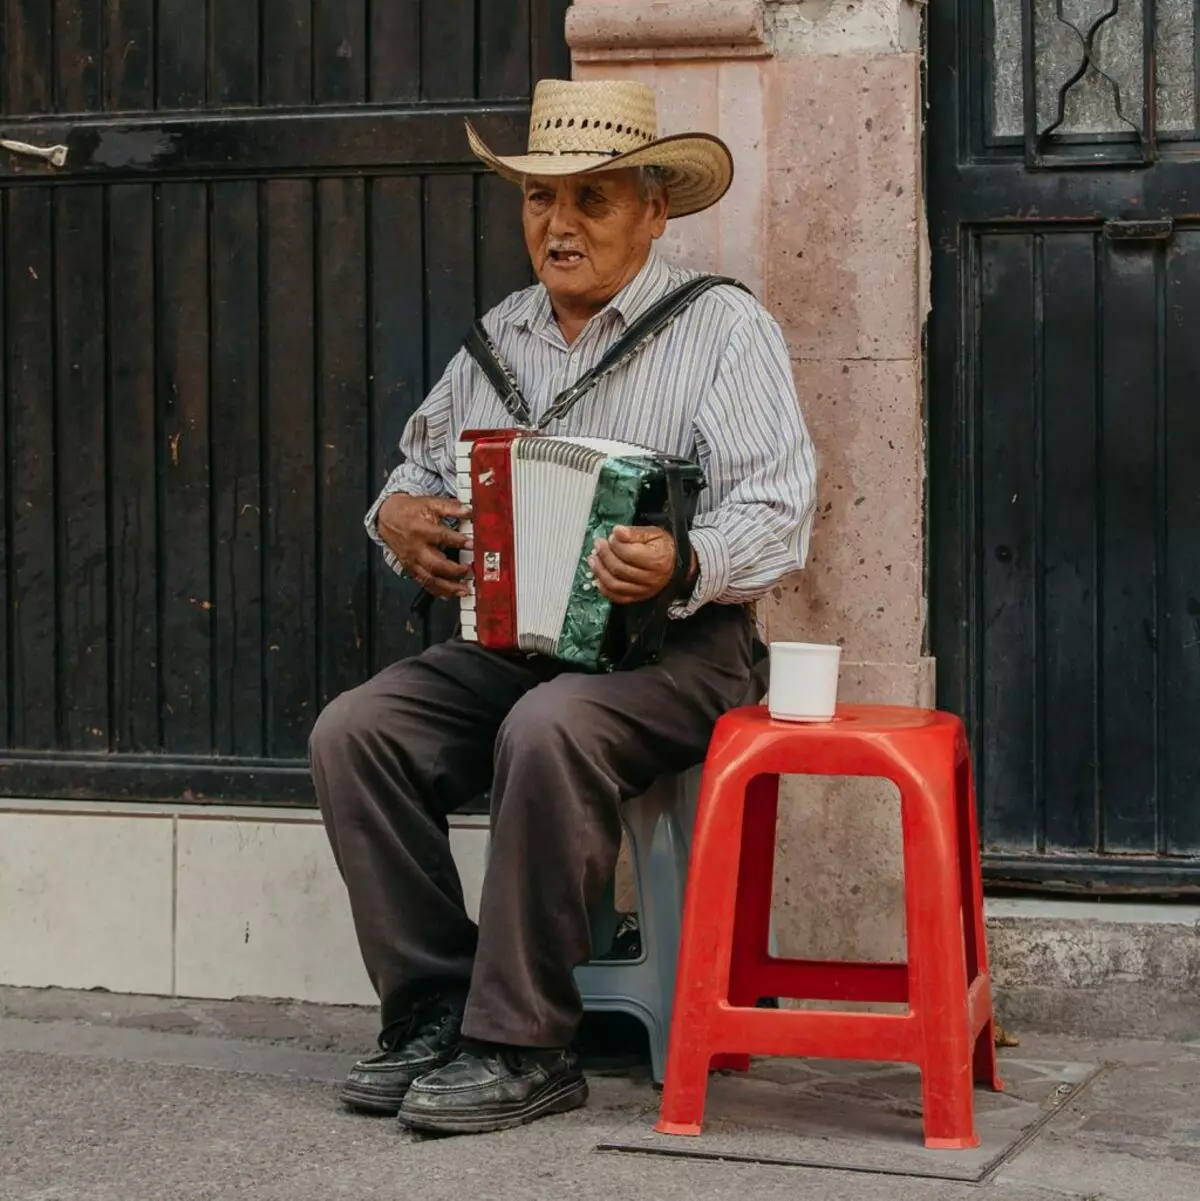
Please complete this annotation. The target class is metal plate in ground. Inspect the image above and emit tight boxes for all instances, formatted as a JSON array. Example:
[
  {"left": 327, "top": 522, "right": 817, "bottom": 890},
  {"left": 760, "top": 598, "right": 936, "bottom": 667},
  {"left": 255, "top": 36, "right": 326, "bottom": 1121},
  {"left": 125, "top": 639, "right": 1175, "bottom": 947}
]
[{"left": 598, "top": 1057, "right": 1102, "bottom": 1182}]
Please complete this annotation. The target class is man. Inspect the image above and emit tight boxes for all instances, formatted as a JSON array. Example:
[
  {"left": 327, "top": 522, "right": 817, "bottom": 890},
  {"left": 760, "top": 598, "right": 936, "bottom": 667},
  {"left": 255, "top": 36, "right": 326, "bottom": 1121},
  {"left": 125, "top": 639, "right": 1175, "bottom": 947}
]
[{"left": 310, "top": 78, "right": 817, "bottom": 1136}]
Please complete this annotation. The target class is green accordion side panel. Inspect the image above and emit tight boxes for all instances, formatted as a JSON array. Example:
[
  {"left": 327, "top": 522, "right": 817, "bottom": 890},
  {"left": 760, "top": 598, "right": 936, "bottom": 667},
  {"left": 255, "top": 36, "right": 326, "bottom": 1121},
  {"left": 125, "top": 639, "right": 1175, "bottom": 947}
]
[{"left": 555, "top": 458, "right": 650, "bottom": 669}]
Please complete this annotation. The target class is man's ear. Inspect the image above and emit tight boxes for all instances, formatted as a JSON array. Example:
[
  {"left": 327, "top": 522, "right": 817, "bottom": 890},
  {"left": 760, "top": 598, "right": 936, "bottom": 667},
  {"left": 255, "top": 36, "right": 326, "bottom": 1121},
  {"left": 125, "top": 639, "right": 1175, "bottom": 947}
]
[{"left": 649, "top": 191, "right": 669, "bottom": 239}]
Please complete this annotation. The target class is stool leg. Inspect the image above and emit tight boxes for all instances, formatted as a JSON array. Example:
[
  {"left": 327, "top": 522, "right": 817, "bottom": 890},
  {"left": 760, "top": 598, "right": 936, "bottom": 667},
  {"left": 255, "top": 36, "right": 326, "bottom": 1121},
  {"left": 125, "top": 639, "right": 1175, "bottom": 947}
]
[
  {"left": 900, "top": 766, "right": 979, "bottom": 1151},
  {"left": 656, "top": 766, "right": 750, "bottom": 1136},
  {"left": 714, "top": 773, "right": 781, "bottom": 1073},
  {"left": 958, "top": 750, "right": 1003, "bottom": 1093}
]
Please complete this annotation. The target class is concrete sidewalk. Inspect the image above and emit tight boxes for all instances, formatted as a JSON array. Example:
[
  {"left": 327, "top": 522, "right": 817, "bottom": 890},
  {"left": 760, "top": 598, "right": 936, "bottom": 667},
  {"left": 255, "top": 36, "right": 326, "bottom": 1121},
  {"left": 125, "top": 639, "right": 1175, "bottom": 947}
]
[{"left": 1, "top": 987, "right": 1198, "bottom": 1201}]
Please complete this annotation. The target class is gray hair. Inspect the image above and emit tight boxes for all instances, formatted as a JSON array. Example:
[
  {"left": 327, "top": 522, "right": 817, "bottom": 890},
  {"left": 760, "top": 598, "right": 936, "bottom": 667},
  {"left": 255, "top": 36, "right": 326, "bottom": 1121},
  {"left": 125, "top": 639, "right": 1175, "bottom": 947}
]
[
  {"left": 520, "top": 165, "right": 670, "bottom": 205},
  {"left": 634, "top": 165, "right": 670, "bottom": 203}
]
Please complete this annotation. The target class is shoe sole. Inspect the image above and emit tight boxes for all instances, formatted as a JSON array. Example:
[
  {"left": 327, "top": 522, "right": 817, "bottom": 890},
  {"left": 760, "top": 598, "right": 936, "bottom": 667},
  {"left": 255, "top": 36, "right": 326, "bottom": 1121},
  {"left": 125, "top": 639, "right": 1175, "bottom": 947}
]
[
  {"left": 340, "top": 1082, "right": 407, "bottom": 1116},
  {"left": 398, "top": 1073, "right": 589, "bottom": 1136}
]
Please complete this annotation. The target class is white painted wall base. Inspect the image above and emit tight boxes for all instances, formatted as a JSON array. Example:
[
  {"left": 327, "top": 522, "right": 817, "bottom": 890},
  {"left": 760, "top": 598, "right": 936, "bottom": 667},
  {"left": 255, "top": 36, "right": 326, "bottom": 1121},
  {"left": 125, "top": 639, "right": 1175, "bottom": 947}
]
[
  {"left": 5, "top": 800, "right": 1200, "bottom": 1045},
  {"left": 0, "top": 801, "right": 489, "bottom": 1008}
]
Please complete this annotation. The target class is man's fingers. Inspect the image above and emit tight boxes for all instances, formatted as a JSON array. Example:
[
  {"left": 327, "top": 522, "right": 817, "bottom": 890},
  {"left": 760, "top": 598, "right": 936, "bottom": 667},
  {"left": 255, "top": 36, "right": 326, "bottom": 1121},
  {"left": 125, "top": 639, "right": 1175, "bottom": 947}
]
[
  {"left": 591, "top": 538, "right": 658, "bottom": 584},
  {"left": 606, "top": 527, "right": 674, "bottom": 570},
  {"left": 591, "top": 557, "right": 655, "bottom": 604},
  {"left": 410, "top": 549, "right": 471, "bottom": 597},
  {"left": 413, "top": 572, "right": 464, "bottom": 600},
  {"left": 419, "top": 549, "right": 471, "bottom": 581},
  {"left": 424, "top": 498, "right": 472, "bottom": 521},
  {"left": 432, "top": 524, "right": 473, "bottom": 551}
]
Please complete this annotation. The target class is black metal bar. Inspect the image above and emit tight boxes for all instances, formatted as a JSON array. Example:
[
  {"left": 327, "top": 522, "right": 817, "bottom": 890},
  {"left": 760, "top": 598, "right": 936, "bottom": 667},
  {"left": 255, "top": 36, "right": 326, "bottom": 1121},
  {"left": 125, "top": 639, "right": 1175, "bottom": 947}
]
[
  {"left": 1021, "top": 0, "right": 1038, "bottom": 166},
  {"left": 1143, "top": 0, "right": 1158, "bottom": 147},
  {"left": 0, "top": 750, "right": 490, "bottom": 812},
  {"left": 1023, "top": 0, "right": 1158, "bottom": 168},
  {"left": 1104, "top": 217, "right": 1175, "bottom": 240},
  {"left": 985, "top": 852, "right": 1200, "bottom": 894},
  {"left": 1032, "top": 233, "right": 1046, "bottom": 853},
  {"left": 1153, "top": 238, "right": 1168, "bottom": 854},
  {"left": 0, "top": 104, "right": 530, "bottom": 182},
  {"left": 930, "top": 159, "right": 1200, "bottom": 223}
]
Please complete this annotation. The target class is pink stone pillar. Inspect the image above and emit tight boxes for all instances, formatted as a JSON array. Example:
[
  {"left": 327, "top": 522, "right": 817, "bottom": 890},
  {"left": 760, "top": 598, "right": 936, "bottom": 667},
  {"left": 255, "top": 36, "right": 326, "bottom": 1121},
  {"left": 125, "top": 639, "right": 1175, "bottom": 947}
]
[{"left": 566, "top": 0, "right": 928, "bottom": 963}]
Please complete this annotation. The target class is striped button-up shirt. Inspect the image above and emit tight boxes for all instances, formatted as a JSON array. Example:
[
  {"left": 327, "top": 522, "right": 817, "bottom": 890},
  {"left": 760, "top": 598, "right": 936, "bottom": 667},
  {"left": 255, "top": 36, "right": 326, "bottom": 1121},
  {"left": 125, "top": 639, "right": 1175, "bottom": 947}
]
[{"left": 367, "top": 250, "right": 818, "bottom": 616}]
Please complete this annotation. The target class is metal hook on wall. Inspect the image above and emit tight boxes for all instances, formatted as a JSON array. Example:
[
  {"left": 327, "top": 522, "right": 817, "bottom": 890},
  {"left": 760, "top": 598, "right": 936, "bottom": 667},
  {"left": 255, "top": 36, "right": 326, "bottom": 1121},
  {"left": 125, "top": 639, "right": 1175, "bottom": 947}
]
[{"left": 0, "top": 138, "right": 69, "bottom": 168}]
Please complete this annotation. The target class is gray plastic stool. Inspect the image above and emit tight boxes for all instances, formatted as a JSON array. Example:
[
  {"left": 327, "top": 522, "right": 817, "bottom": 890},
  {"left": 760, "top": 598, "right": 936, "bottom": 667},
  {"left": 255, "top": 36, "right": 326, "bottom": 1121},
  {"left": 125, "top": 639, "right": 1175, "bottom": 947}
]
[{"left": 575, "top": 766, "right": 702, "bottom": 1083}]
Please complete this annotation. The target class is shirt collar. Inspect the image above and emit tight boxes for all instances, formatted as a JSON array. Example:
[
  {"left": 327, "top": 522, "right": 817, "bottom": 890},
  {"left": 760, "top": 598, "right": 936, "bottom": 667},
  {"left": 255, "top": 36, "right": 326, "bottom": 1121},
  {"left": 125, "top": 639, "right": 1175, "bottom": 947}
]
[{"left": 510, "top": 250, "right": 673, "bottom": 337}]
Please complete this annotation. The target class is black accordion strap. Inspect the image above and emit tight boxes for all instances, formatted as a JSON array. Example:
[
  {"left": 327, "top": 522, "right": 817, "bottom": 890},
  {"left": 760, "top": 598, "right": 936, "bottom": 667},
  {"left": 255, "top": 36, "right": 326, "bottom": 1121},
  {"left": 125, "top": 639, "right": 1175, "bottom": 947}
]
[
  {"left": 462, "top": 273, "right": 751, "bottom": 429},
  {"left": 612, "top": 460, "right": 695, "bottom": 671},
  {"left": 463, "top": 322, "right": 534, "bottom": 427}
]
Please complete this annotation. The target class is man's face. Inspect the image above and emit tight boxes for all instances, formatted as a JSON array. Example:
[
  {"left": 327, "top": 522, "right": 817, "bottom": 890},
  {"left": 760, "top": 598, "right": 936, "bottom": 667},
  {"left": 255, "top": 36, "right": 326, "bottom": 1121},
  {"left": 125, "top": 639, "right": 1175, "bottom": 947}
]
[{"left": 522, "top": 171, "right": 668, "bottom": 315}]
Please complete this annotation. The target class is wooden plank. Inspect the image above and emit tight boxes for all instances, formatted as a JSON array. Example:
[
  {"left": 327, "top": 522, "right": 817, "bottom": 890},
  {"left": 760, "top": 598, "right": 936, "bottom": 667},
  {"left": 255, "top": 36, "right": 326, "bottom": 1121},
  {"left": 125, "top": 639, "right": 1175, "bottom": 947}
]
[
  {"left": 210, "top": 180, "right": 264, "bottom": 757},
  {"left": 0, "top": 194, "right": 6, "bottom": 739},
  {"left": 479, "top": 0, "right": 529, "bottom": 100},
  {"left": 422, "top": 0, "right": 475, "bottom": 102},
  {"left": 976, "top": 232, "right": 1037, "bottom": 852},
  {"left": 369, "top": 0, "right": 419, "bottom": 103},
  {"left": 1039, "top": 232, "right": 1099, "bottom": 853},
  {"left": 209, "top": 0, "right": 259, "bottom": 107},
  {"left": 476, "top": 171, "right": 530, "bottom": 313},
  {"left": 156, "top": 0, "right": 206, "bottom": 108},
  {"left": 424, "top": 174, "right": 476, "bottom": 385},
  {"left": 531, "top": 0, "right": 572, "bottom": 81},
  {"left": 0, "top": 753, "right": 314, "bottom": 805},
  {"left": 261, "top": 178, "right": 317, "bottom": 757},
  {"left": 53, "top": 0, "right": 104, "bottom": 112},
  {"left": 157, "top": 182, "right": 213, "bottom": 753},
  {"left": 107, "top": 184, "right": 160, "bottom": 752},
  {"left": 316, "top": 177, "right": 370, "bottom": 702},
  {"left": 1162, "top": 230, "right": 1200, "bottom": 853},
  {"left": 24, "top": 107, "right": 529, "bottom": 180},
  {"left": 422, "top": 173, "right": 475, "bottom": 648},
  {"left": 5, "top": 0, "right": 52, "bottom": 115},
  {"left": 0, "top": 195, "right": 7, "bottom": 745},
  {"left": 368, "top": 176, "right": 427, "bottom": 671},
  {"left": 104, "top": 0, "right": 155, "bottom": 111},
  {"left": 314, "top": 0, "right": 366, "bottom": 105},
  {"left": 260, "top": 0, "right": 312, "bottom": 106},
  {"left": 1097, "top": 239, "right": 1159, "bottom": 853},
  {"left": 5, "top": 188, "right": 57, "bottom": 749},
  {"left": 53, "top": 186, "right": 109, "bottom": 751}
]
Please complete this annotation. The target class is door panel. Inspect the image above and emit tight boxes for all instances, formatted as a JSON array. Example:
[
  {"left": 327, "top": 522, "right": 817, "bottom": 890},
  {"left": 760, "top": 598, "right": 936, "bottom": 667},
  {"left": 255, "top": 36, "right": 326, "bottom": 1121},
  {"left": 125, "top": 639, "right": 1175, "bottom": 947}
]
[
  {"left": 930, "top": 0, "right": 1200, "bottom": 889},
  {"left": 0, "top": 0, "right": 569, "bottom": 802}
]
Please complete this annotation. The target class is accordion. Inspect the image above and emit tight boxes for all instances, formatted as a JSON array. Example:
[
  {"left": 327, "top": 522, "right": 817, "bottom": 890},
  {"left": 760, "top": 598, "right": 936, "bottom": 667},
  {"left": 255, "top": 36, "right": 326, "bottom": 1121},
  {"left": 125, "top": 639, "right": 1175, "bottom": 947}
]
[{"left": 456, "top": 429, "right": 704, "bottom": 670}]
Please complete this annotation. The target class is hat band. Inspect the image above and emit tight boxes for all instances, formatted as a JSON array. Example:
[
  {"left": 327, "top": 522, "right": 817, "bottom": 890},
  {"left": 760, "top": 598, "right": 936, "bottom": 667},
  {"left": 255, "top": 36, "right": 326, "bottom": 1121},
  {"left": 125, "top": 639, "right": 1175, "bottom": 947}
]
[{"left": 524, "top": 147, "right": 625, "bottom": 159}]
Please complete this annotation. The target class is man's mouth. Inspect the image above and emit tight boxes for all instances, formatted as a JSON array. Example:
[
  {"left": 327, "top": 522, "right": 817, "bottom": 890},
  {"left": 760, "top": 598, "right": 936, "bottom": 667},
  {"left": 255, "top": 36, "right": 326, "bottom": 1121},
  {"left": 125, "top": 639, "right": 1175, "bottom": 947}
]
[{"left": 548, "top": 248, "right": 585, "bottom": 265}]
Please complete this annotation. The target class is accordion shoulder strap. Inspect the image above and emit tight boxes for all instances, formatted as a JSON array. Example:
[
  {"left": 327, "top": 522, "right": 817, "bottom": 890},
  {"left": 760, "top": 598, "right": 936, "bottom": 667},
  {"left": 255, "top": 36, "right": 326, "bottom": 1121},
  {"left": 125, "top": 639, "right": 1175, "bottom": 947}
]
[
  {"left": 463, "top": 273, "right": 751, "bottom": 429},
  {"left": 463, "top": 322, "right": 535, "bottom": 426}
]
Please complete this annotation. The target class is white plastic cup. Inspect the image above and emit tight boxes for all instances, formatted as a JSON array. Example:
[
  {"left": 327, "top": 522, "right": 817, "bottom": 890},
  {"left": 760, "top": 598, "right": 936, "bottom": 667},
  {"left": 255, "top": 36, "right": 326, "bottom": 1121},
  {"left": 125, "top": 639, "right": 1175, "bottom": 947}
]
[{"left": 767, "top": 641, "right": 842, "bottom": 723}]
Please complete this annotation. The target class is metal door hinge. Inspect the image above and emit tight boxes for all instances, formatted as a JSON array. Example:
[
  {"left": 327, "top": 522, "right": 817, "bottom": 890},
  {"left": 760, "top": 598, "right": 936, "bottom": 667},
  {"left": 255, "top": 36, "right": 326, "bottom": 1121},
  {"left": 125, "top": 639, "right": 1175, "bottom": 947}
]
[
  {"left": 0, "top": 138, "right": 69, "bottom": 168},
  {"left": 1104, "top": 217, "right": 1173, "bottom": 242}
]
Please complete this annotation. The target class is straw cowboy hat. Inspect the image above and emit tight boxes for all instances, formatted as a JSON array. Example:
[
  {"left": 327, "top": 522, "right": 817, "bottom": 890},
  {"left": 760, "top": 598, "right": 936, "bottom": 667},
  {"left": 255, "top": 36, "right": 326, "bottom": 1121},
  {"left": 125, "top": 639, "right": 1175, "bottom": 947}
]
[{"left": 465, "top": 79, "right": 734, "bottom": 219}]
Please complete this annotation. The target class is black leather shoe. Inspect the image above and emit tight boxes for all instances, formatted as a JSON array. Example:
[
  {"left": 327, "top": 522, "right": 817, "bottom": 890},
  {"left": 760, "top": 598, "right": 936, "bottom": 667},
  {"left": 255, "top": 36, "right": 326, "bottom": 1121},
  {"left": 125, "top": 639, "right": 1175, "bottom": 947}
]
[
  {"left": 397, "top": 1042, "right": 588, "bottom": 1134},
  {"left": 340, "top": 993, "right": 466, "bottom": 1115}
]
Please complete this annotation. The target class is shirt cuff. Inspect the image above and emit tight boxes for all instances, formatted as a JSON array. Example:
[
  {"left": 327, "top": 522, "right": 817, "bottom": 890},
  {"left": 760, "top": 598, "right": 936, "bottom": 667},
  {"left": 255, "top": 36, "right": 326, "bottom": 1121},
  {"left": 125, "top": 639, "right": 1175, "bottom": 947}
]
[{"left": 669, "top": 525, "right": 730, "bottom": 619}]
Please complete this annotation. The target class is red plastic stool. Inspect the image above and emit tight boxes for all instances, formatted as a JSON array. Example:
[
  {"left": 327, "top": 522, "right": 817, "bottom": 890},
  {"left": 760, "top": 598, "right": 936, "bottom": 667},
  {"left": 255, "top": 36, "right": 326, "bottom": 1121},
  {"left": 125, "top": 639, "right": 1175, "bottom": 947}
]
[{"left": 655, "top": 704, "right": 1003, "bottom": 1150}]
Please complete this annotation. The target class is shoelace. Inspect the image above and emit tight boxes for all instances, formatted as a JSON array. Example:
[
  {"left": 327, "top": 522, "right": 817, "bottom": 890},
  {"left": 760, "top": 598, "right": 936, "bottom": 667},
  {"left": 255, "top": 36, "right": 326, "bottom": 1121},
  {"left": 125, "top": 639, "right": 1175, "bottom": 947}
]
[{"left": 376, "top": 1004, "right": 458, "bottom": 1055}]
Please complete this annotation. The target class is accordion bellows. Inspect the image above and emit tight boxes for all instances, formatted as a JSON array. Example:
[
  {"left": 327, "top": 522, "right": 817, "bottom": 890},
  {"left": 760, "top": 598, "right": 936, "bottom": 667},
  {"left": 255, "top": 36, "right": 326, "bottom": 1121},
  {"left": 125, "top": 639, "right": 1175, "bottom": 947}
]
[{"left": 457, "top": 429, "right": 703, "bottom": 670}]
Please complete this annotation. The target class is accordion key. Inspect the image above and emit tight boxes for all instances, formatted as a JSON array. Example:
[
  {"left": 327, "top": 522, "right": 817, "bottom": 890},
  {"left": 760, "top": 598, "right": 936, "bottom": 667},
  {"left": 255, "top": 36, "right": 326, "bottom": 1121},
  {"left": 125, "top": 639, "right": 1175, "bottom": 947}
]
[{"left": 456, "top": 429, "right": 704, "bottom": 670}]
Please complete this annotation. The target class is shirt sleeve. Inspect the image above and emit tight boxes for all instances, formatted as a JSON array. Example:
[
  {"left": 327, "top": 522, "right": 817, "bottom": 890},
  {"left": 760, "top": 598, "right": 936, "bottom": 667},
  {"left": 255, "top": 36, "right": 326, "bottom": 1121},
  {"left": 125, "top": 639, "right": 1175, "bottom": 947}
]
[
  {"left": 364, "top": 350, "right": 463, "bottom": 575},
  {"left": 671, "top": 310, "right": 818, "bottom": 617}
]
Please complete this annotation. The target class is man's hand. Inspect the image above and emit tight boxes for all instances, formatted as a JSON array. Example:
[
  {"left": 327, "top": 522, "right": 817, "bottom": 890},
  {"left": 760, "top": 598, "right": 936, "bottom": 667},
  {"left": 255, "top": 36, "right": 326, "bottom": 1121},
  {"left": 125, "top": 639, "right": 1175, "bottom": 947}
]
[
  {"left": 379, "top": 493, "right": 472, "bottom": 599},
  {"left": 588, "top": 525, "right": 695, "bottom": 605}
]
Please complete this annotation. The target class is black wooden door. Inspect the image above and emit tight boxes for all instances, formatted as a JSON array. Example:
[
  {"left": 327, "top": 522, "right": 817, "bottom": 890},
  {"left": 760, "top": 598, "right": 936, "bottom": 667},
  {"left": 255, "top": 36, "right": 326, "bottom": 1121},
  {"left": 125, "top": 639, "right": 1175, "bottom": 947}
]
[
  {"left": 929, "top": 1, "right": 1200, "bottom": 890},
  {"left": 0, "top": 0, "right": 568, "bottom": 803}
]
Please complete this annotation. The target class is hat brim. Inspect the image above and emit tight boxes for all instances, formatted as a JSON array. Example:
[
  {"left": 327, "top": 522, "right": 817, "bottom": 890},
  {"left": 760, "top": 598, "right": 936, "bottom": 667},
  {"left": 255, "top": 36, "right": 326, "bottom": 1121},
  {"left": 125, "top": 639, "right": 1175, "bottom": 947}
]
[{"left": 465, "top": 121, "right": 733, "bottom": 220}]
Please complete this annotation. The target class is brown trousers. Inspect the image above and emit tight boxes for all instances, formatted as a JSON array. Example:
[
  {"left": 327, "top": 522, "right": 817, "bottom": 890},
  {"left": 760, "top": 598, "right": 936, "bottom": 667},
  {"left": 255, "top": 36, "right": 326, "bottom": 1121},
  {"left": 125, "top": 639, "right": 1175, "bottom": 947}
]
[{"left": 309, "top": 602, "right": 757, "bottom": 1048}]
